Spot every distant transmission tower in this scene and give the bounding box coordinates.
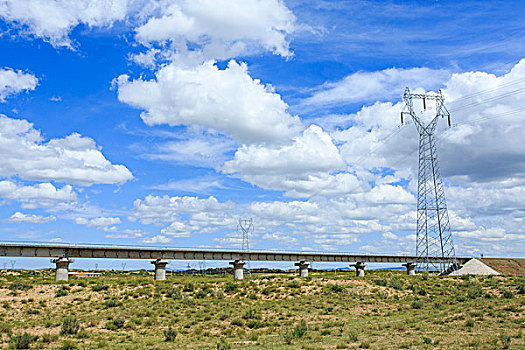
[401,87,458,273]
[238,218,254,274]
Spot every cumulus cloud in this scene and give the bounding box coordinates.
[0,180,76,208]
[139,235,172,244]
[303,67,450,108]
[222,124,364,197]
[74,216,121,227]
[6,211,56,223]
[135,0,296,59]
[117,60,302,144]
[130,194,234,224]
[0,115,133,185]
[0,0,129,48]
[0,68,38,101]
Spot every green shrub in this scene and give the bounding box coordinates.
[288,280,300,288]
[183,283,195,292]
[517,284,525,295]
[91,284,108,292]
[327,284,344,293]
[103,299,119,308]
[217,337,231,350]
[499,334,511,349]
[389,277,404,290]
[113,316,125,329]
[455,295,466,302]
[224,282,237,293]
[292,320,308,338]
[164,326,177,341]
[374,278,387,287]
[502,290,514,299]
[467,286,482,299]
[411,300,423,309]
[348,330,359,342]
[55,287,68,297]
[9,281,32,291]
[61,317,80,335]
[60,340,77,350]
[9,332,37,349]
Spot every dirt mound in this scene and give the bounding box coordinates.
[480,258,525,275]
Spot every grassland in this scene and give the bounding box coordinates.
[0,269,523,349]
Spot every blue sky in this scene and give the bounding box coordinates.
[0,0,524,269]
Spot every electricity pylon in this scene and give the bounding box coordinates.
[238,218,253,274]
[401,87,458,273]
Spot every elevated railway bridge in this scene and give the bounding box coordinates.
[0,242,470,281]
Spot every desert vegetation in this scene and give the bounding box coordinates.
[0,269,523,349]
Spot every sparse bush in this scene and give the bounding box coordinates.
[61,317,80,335]
[456,295,466,302]
[195,289,207,298]
[9,332,37,349]
[223,282,237,293]
[465,319,474,327]
[164,327,177,341]
[348,330,359,342]
[327,284,344,294]
[423,337,432,344]
[292,320,308,338]
[217,337,231,350]
[9,281,32,291]
[499,334,511,349]
[502,290,514,299]
[467,286,482,299]
[411,300,423,309]
[183,283,195,292]
[288,280,300,288]
[103,299,119,308]
[374,278,387,287]
[389,277,404,290]
[91,284,108,292]
[60,340,77,350]
[55,287,68,297]
[113,316,125,329]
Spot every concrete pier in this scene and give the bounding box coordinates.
[351,262,366,277]
[52,257,71,282]
[151,259,168,280]
[295,261,310,277]
[402,262,417,275]
[229,260,245,280]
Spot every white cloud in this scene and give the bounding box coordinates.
[0,68,38,101]
[6,211,56,223]
[139,235,172,244]
[116,60,302,144]
[303,67,450,107]
[135,0,296,59]
[0,180,76,208]
[130,194,234,224]
[160,221,193,238]
[74,216,121,227]
[148,135,235,168]
[223,124,364,197]
[0,0,130,48]
[0,115,133,185]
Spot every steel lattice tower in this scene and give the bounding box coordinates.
[401,87,457,273]
[238,218,253,272]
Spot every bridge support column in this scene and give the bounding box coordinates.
[229,260,245,280]
[295,261,310,277]
[52,257,71,282]
[151,259,168,281]
[351,262,366,277]
[402,262,416,275]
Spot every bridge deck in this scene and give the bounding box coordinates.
[0,242,470,264]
